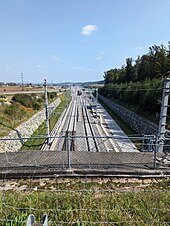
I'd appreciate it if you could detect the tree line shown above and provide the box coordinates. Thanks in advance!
[104,43,170,84]
[99,43,170,119]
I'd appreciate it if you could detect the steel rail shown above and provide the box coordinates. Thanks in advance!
[83,99,99,152]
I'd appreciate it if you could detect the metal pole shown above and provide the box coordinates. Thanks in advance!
[44,79,50,146]
[21,72,24,91]
[66,84,68,109]
[154,143,157,169]
[157,78,170,152]
[67,133,71,169]
[96,88,98,116]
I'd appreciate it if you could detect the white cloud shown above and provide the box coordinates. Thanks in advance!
[100,51,104,54]
[52,55,60,61]
[36,64,41,68]
[81,24,98,36]
[5,66,11,69]
[44,66,48,69]
[95,56,102,61]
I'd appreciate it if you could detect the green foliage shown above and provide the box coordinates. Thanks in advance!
[99,78,162,118]
[104,42,170,85]
[101,43,170,123]
[0,92,59,137]
[32,101,41,110]
[48,92,58,100]
[0,103,34,137]
[12,93,44,110]
[12,94,34,108]
[0,179,169,225]
[4,103,31,120]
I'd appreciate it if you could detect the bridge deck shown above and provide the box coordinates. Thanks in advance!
[0,151,169,178]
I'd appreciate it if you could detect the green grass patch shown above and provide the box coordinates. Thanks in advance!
[0,104,34,137]
[0,93,59,138]
[0,179,169,225]
[20,94,67,150]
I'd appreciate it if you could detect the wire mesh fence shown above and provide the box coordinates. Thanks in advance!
[0,134,170,172]
[0,134,170,225]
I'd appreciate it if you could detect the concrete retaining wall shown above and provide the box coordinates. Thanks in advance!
[0,98,61,152]
[99,95,158,136]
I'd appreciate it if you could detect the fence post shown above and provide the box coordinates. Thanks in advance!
[153,135,157,169]
[67,133,71,169]
[157,78,170,152]
[26,214,35,226]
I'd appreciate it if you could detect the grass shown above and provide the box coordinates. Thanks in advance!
[0,105,34,137]
[0,93,59,138]
[0,178,169,225]
[20,93,68,150]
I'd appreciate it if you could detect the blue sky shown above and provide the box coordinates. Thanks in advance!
[0,0,170,83]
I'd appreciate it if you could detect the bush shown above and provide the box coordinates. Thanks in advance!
[32,102,41,110]
[12,94,44,110]
[48,92,58,100]
[12,94,33,108]
[4,103,30,120]
[99,78,162,117]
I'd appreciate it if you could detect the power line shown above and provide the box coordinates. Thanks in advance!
[102,87,162,92]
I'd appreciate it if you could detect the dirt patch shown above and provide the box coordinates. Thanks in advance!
[0,85,58,94]
[0,86,43,93]
[0,178,166,192]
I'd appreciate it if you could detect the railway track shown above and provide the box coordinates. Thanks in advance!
[50,88,122,152]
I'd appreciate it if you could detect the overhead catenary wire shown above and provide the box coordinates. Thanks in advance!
[102,87,163,92]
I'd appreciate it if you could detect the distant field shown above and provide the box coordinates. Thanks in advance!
[0,85,41,93]
[0,85,59,94]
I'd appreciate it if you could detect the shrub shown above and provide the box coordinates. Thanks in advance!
[12,94,33,108]
[12,94,44,110]
[4,103,30,120]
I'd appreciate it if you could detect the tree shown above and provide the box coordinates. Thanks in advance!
[124,58,135,83]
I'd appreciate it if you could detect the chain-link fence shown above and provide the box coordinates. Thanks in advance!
[0,135,170,174]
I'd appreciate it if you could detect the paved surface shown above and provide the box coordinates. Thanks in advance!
[97,103,138,152]
[0,151,169,169]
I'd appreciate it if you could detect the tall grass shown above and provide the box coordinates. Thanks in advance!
[0,179,169,225]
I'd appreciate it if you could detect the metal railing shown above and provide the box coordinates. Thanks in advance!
[0,134,170,171]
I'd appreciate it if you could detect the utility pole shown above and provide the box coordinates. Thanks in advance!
[66,83,68,109]
[44,79,50,146]
[21,72,24,90]
[96,88,98,116]
[157,78,170,152]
